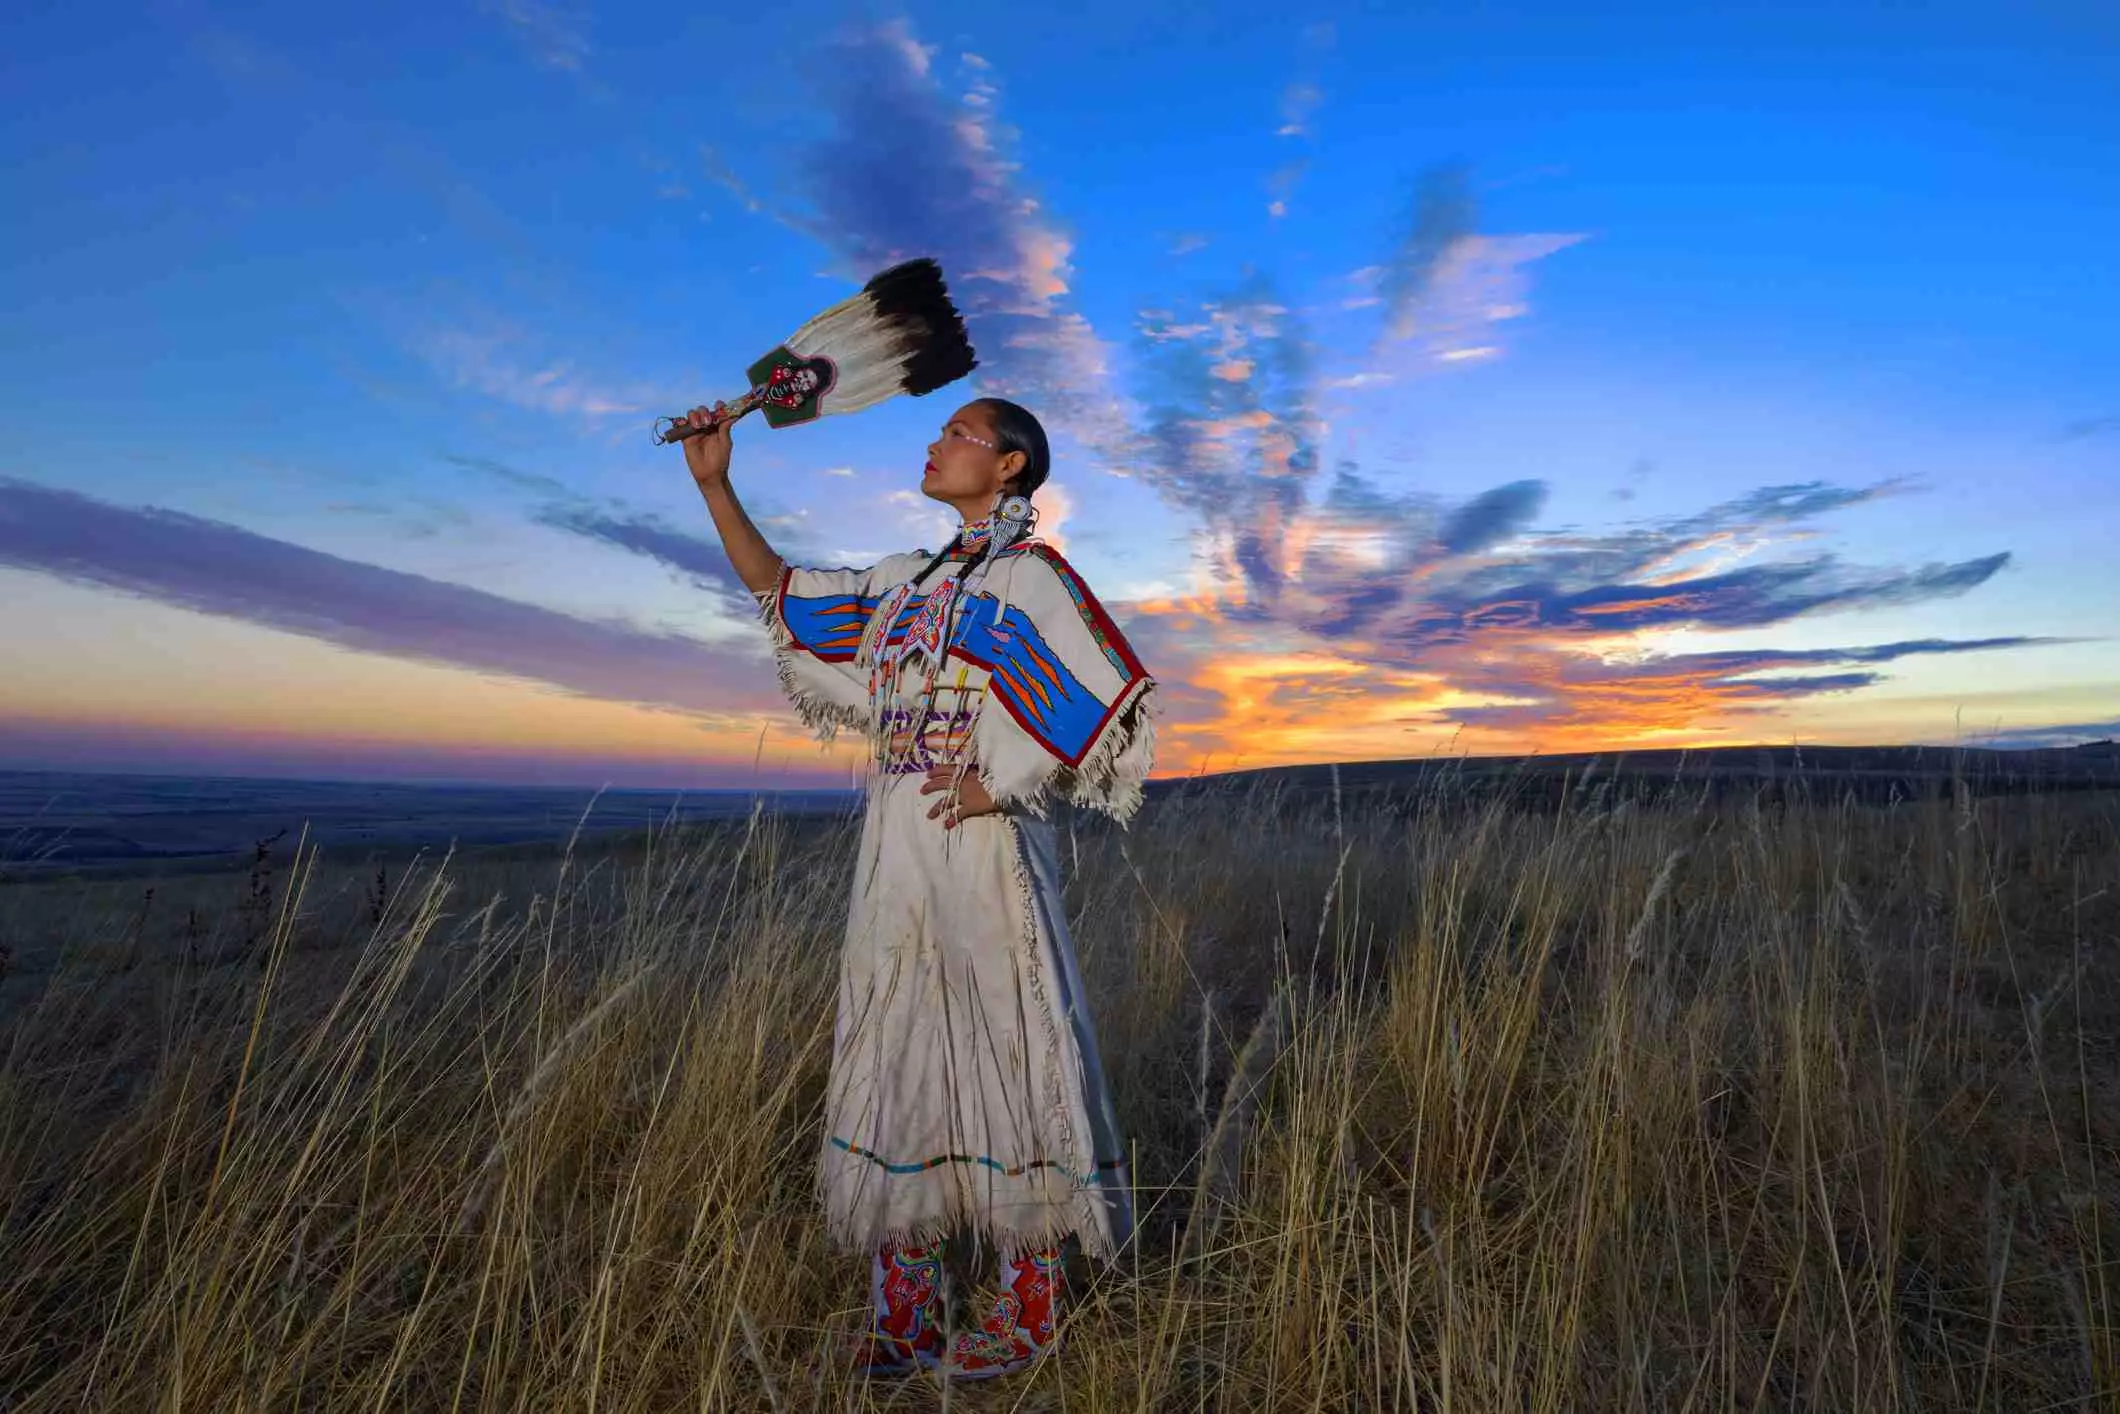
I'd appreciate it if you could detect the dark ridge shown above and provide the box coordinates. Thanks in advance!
[1150,742,2120,815]
[862,257,978,395]
[0,772,863,878]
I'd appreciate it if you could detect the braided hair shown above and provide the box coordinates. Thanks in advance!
[908,398,1051,590]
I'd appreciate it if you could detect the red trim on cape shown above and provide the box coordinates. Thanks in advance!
[948,640,1136,771]
[1003,541,1149,679]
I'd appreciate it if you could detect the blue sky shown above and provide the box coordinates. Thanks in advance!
[1,0,2114,785]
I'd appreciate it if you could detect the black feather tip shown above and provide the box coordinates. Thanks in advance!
[863,257,979,396]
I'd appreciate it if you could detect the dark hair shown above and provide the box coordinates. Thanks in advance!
[972,397,1050,498]
[908,398,1052,591]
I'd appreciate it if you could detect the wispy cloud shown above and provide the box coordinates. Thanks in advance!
[1277,82,1324,138]
[532,503,755,602]
[0,479,777,719]
[322,498,476,541]
[1132,275,1320,589]
[1374,163,1584,367]
[443,453,575,499]
[481,0,591,71]
[1435,636,2050,737]
[697,144,825,241]
[1253,473,2000,652]
[1266,159,1307,220]
[780,21,1133,462]
[1437,479,1547,555]
[1266,22,1333,222]
[419,325,669,422]
[699,144,764,214]
[2062,414,2120,440]
[465,468,825,609]
[1379,551,2013,648]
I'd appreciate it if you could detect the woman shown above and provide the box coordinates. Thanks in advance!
[678,395,1156,1379]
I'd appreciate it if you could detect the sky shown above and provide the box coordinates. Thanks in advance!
[1,0,2116,788]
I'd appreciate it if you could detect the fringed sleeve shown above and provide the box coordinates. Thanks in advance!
[755,553,926,743]
[951,544,1159,825]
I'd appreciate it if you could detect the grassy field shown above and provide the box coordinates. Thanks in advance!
[0,770,2115,1410]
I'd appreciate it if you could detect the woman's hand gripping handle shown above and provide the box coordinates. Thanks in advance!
[674,403,735,487]
[673,402,783,595]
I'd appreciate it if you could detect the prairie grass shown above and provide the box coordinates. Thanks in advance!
[0,773,2115,1410]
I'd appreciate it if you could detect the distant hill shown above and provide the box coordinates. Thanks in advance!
[0,771,860,876]
[6,742,2115,876]
[1150,741,2120,811]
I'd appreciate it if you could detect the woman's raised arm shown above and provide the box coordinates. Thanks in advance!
[679,402,784,595]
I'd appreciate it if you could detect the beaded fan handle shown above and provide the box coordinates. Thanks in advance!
[653,387,767,445]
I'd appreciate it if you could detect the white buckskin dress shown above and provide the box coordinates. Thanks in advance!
[756,531,1155,1261]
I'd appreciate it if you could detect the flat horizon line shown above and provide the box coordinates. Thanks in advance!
[5,734,2114,797]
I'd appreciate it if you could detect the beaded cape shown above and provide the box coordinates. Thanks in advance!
[759,536,1157,823]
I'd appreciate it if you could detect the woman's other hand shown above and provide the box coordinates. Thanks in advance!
[681,402,734,487]
[921,765,1001,830]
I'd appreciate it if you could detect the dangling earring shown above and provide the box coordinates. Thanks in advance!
[991,491,1036,553]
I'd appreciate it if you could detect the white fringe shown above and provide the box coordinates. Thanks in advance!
[753,584,793,648]
[975,677,1159,826]
[774,655,867,743]
[1001,816,1124,1264]
[1063,678,1159,824]
[755,587,868,743]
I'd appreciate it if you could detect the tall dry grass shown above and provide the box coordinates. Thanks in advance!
[0,775,2115,1410]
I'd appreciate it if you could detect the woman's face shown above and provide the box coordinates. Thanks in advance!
[921,402,1020,513]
